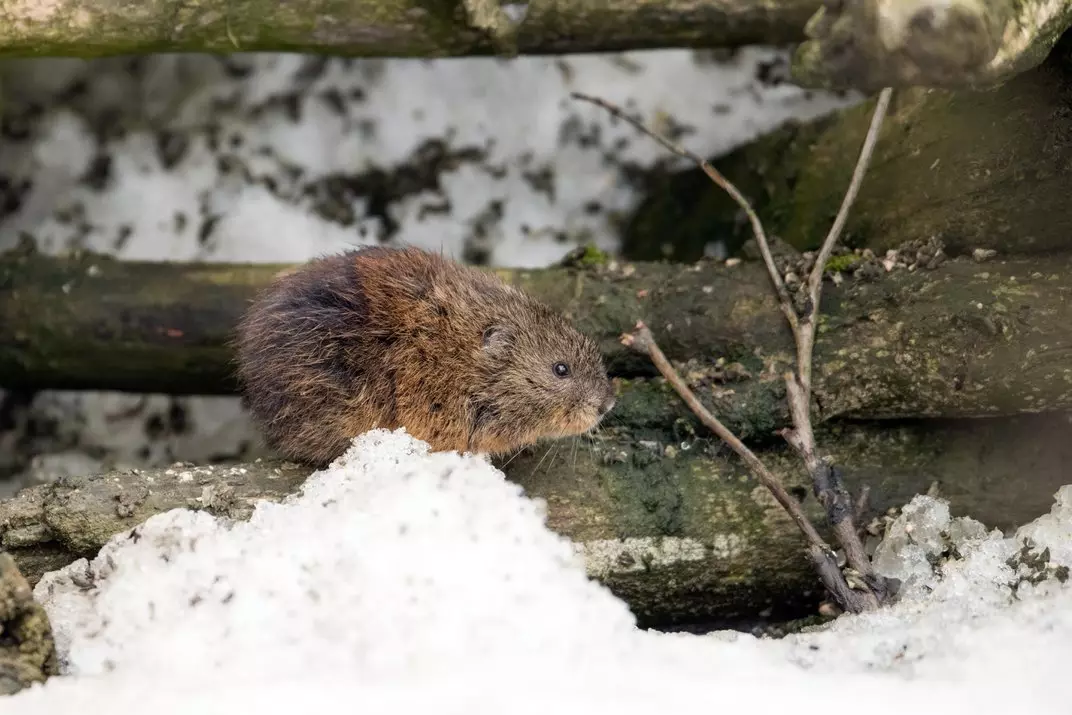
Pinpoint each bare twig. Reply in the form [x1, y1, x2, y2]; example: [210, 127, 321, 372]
[853, 485, 872, 525]
[801, 87, 894, 390]
[621, 322, 818, 544]
[575, 87, 896, 612]
[779, 88, 894, 601]
[571, 92, 798, 332]
[622, 321, 873, 613]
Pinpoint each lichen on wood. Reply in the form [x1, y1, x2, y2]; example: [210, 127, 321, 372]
[790, 0, 1072, 90]
[4, 248, 1072, 430]
[0, 553, 58, 695]
[3, 413, 1071, 625]
[2, 0, 1069, 90]
[0, 0, 821, 59]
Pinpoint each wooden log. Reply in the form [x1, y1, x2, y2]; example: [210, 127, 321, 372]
[0, 0, 821, 59]
[628, 39, 1072, 259]
[0, 553, 57, 695]
[3, 413, 1070, 626]
[3, 248, 1072, 434]
[790, 0, 1072, 90]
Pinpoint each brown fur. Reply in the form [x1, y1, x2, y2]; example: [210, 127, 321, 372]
[234, 246, 616, 466]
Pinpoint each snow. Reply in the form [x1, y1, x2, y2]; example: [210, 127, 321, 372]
[1, 51, 849, 266]
[7, 50, 1065, 711]
[7, 429, 1071, 714]
[0, 49, 854, 495]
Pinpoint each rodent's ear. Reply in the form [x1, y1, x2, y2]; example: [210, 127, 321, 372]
[482, 325, 513, 351]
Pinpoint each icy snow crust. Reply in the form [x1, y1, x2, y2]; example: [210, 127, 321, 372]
[10, 429, 1071, 714]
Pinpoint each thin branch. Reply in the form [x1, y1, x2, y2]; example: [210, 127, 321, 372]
[781, 368, 882, 595]
[570, 92, 798, 332]
[807, 87, 893, 312]
[853, 485, 872, 525]
[621, 324, 814, 540]
[800, 86, 893, 391]
[577, 88, 894, 613]
[779, 89, 893, 599]
[622, 321, 874, 613]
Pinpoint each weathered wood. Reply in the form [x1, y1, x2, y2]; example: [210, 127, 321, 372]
[2, 413, 1069, 626]
[629, 39, 1072, 259]
[790, 0, 1072, 91]
[0, 0, 820, 59]
[0, 553, 57, 695]
[2, 0, 1068, 89]
[4, 248, 1072, 434]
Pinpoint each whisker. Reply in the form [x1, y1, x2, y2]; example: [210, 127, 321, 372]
[499, 446, 526, 470]
[530, 443, 554, 478]
[543, 441, 563, 476]
[599, 412, 623, 429]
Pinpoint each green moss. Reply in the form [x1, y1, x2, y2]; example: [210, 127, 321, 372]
[577, 244, 611, 267]
[824, 254, 859, 273]
[626, 34, 1072, 258]
[0, 0, 471, 58]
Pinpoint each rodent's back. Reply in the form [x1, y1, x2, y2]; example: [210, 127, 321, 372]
[235, 246, 614, 466]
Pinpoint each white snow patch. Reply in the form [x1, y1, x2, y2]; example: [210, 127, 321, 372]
[8, 430, 1071, 714]
[1, 50, 852, 267]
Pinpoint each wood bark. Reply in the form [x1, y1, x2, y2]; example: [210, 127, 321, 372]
[0, 0, 1068, 90]
[0, 553, 57, 695]
[0, 0, 821, 59]
[2, 412, 1070, 626]
[628, 37, 1072, 260]
[791, 0, 1072, 90]
[4, 248, 1072, 436]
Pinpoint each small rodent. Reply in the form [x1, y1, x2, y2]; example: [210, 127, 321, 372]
[235, 245, 616, 466]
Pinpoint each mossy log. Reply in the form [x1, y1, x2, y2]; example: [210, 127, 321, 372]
[2, 412, 1070, 626]
[628, 39, 1072, 260]
[0, 0, 823, 59]
[790, 0, 1072, 91]
[0, 553, 57, 695]
[1, 0, 1068, 89]
[4, 248, 1072, 437]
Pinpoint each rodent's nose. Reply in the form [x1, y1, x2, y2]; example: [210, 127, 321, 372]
[599, 396, 616, 415]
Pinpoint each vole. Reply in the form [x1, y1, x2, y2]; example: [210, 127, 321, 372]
[234, 245, 616, 466]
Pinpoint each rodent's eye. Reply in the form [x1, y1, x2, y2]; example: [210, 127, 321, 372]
[553, 362, 571, 378]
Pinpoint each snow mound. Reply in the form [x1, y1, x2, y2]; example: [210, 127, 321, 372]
[36, 429, 635, 680]
[9, 430, 1072, 714]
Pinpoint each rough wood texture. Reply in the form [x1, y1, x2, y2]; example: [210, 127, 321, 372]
[2, 413, 1069, 626]
[2, 0, 1068, 89]
[791, 0, 1072, 90]
[0, 0, 819, 58]
[0, 553, 57, 695]
[629, 39, 1072, 259]
[4, 248, 1072, 434]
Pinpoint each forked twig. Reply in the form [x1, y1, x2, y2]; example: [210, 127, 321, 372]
[574, 88, 895, 612]
[779, 88, 893, 602]
[570, 92, 798, 332]
[623, 322, 872, 613]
